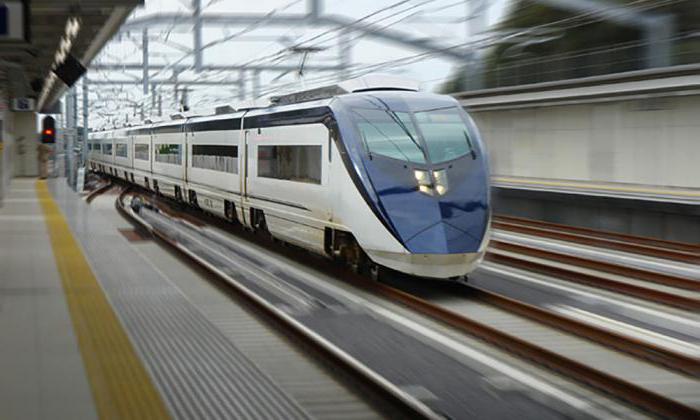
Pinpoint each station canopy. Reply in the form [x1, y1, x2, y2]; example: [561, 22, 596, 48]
[0, 0, 142, 113]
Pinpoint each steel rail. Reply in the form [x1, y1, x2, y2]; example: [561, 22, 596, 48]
[115, 188, 438, 420]
[495, 215, 700, 253]
[490, 239, 700, 291]
[468, 279, 700, 377]
[85, 180, 114, 204]
[361, 280, 699, 418]
[485, 248, 700, 312]
[115, 185, 699, 418]
[491, 238, 700, 290]
[493, 219, 700, 264]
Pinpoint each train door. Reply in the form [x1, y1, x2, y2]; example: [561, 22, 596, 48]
[239, 129, 250, 226]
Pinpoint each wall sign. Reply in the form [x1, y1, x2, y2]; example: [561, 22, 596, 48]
[0, 1, 29, 42]
[11, 97, 34, 111]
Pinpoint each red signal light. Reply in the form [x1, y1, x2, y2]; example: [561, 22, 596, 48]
[41, 116, 56, 144]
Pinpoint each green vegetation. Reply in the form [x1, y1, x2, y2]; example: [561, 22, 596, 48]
[440, 0, 700, 93]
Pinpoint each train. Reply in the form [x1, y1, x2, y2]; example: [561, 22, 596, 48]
[88, 75, 491, 280]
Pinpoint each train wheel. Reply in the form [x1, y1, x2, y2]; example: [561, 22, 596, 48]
[369, 264, 383, 282]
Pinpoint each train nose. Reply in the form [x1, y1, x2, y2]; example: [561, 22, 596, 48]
[364, 157, 489, 254]
[404, 219, 481, 254]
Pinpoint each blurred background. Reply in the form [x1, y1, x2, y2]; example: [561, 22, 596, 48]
[83, 0, 700, 129]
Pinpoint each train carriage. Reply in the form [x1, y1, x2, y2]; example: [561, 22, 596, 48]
[90, 75, 491, 279]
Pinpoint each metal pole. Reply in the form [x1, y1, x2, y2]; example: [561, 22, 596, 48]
[82, 77, 89, 167]
[338, 29, 351, 81]
[173, 71, 179, 110]
[252, 69, 260, 99]
[308, 0, 321, 19]
[238, 69, 246, 100]
[151, 84, 156, 115]
[142, 28, 149, 94]
[180, 87, 190, 111]
[193, 0, 203, 72]
[65, 86, 76, 185]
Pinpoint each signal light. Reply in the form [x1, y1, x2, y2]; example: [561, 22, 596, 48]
[41, 116, 56, 144]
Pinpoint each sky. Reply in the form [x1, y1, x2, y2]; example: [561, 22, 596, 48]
[89, 0, 510, 128]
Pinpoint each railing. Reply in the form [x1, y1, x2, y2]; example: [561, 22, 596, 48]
[476, 33, 700, 89]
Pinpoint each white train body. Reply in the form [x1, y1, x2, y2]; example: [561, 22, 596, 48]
[89, 77, 491, 279]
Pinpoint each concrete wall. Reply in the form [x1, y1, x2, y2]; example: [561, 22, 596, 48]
[471, 94, 700, 189]
[12, 112, 39, 177]
[0, 108, 15, 206]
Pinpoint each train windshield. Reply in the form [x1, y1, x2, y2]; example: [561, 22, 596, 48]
[352, 106, 473, 165]
[414, 107, 473, 164]
[352, 108, 427, 164]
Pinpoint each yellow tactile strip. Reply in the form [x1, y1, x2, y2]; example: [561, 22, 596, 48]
[36, 180, 170, 420]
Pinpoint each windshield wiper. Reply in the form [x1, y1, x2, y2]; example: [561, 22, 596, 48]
[463, 131, 477, 160]
[368, 95, 428, 162]
[384, 109, 427, 161]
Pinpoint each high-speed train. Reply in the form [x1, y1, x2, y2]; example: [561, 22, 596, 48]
[89, 75, 491, 279]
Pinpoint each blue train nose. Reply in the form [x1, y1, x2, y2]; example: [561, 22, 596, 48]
[366, 156, 489, 254]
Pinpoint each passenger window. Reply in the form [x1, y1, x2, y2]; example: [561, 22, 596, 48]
[155, 144, 182, 165]
[115, 143, 128, 158]
[192, 144, 238, 173]
[257, 145, 321, 184]
[134, 144, 149, 161]
[103, 143, 113, 155]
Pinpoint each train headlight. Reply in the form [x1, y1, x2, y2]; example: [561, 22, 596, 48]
[419, 185, 432, 195]
[414, 170, 430, 186]
[432, 169, 449, 195]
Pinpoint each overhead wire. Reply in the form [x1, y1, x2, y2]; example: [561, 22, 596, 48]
[256, 0, 684, 97]
[90, 0, 685, 127]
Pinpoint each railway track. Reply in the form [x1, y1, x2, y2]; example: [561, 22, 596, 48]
[487, 241, 700, 311]
[115, 188, 438, 419]
[493, 215, 700, 264]
[371, 280, 698, 418]
[112, 183, 699, 418]
[490, 239, 700, 291]
[84, 179, 113, 204]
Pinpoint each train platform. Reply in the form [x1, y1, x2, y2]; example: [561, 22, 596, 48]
[490, 176, 700, 244]
[491, 176, 700, 205]
[0, 177, 379, 420]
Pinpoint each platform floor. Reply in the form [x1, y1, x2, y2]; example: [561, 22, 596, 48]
[0, 178, 97, 420]
[492, 176, 700, 204]
[0, 177, 377, 420]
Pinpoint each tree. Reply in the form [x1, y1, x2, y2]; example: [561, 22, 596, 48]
[440, 0, 700, 93]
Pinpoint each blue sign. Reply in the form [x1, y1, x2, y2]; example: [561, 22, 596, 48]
[0, 6, 7, 36]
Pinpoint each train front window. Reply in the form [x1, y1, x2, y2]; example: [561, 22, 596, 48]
[352, 108, 426, 164]
[414, 107, 473, 164]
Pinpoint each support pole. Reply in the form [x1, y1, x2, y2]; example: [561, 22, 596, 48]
[238, 69, 246, 100]
[151, 84, 156, 116]
[193, 0, 203, 72]
[82, 77, 89, 167]
[252, 69, 260, 99]
[65, 86, 77, 186]
[338, 29, 351, 81]
[308, 0, 321, 20]
[180, 87, 190, 112]
[142, 28, 149, 95]
[463, 0, 488, 90]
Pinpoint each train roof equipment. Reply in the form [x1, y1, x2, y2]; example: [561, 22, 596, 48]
[270, 74, 421, 106]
